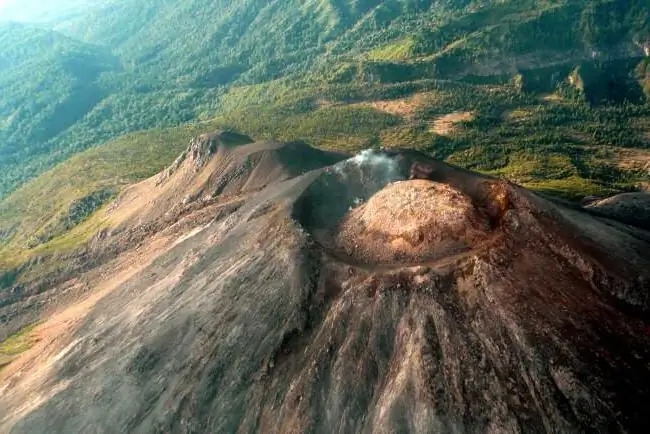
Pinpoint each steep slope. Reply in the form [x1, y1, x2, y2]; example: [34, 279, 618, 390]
[0, 143, 648, 433]
[0, 132, 346, 339]
[57, 0, 649, 86]
[58, 0, 448, 71]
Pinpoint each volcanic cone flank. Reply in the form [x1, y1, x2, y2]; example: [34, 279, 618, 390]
[1, 144, 649, 434]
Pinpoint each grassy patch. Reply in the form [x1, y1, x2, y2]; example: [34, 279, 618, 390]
[493, 152, 577, 183]
[213, 104, 402, 151]
[366, 38, 415, 61]
[0, 323, 38, 372]
[524, 177, 618, 201]
[0, 124, 201, 259]
[34, 209, 111, 255]
[379, 124, 437, 151]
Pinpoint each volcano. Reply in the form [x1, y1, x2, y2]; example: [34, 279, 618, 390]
[1, 132, 649, 433]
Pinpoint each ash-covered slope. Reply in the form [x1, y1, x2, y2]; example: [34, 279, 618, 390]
[1, 144, 649, 433]
[0, 131, 345, 344]
[106, 130, 345, 228]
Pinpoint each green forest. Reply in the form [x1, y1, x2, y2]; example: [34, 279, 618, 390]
[0, 0, 649, 264]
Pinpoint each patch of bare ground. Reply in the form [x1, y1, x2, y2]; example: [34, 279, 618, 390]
[541, 93, 564, 103]
[597, 146, 650, 173]
[430, 111, 474, 136]
[503, 108, 533, 122]
[539, 93, 579, 107]
[351, 92, 434, 119]
[637, 182, 650, 192]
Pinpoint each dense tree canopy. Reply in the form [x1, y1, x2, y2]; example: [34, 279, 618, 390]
[0, 0, 648, 199]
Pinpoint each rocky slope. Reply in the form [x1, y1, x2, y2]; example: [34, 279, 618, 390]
[1, 134, 649, 433]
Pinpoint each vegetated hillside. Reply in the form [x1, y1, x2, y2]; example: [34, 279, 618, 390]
[58, 0, 648, 84]
[0, 125, 201, 268]
[0, 23, 120, 197]
[0, 137, 648, 432]
[1, 0, 649, 202]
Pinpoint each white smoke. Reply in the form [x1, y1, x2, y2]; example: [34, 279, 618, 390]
[352, 149, 401, 181]
[328, 149, 405, 210]
[333, 149, 403, 184]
